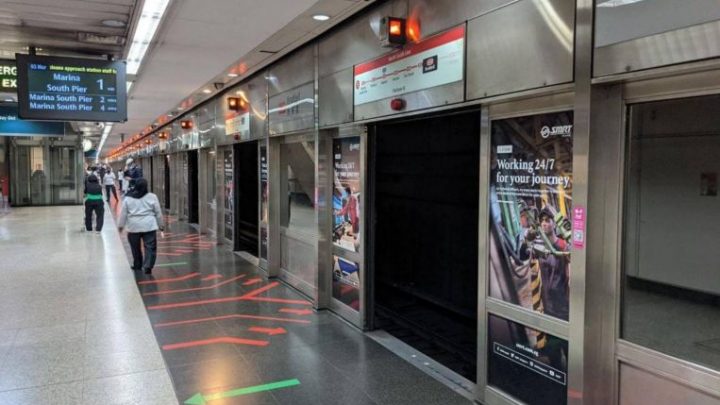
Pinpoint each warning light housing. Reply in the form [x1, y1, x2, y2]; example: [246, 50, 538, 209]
[228, 97, 248, 112]
[380, 17, 406, 47]
[180, 120, 193, 130]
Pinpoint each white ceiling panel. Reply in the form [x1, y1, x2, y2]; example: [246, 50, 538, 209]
[109, 0, 318, 142]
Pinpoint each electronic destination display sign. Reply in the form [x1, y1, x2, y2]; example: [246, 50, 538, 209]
[15, 54, 127, 122]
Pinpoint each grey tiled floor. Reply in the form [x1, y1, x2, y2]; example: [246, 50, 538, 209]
[0, 205, 475, 405]
[0, 206, 176, 404]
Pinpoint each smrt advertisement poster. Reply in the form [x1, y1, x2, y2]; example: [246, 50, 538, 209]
[332, 137, 361, 310]
[489, 111, 573, 322]
[223, 150, 233, 241]
[488, 314, 568, 405]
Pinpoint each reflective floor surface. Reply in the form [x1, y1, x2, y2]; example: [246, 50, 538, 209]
[0, 206, 176, 405]
[110, 201, 474, 405]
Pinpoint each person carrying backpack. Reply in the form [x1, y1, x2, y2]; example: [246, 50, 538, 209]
[83, 175, 104, 234]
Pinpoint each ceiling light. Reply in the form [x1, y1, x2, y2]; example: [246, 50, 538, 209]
[4, 98, 14, 102]
[102, 19, 126, 28]
[312, 14, 330, 21]
[202, 88, 212, 94]
[126, 0, 171, 75]
[227, 72, 238, 78]
[597, 0, 645, 7]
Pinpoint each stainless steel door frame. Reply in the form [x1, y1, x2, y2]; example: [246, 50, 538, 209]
[326, 125, 367, 329]
[268, 130, 323, 305]
[478, 91, 576, 405]
[599, 72, 720, 405]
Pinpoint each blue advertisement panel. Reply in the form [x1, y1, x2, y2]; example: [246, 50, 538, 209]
[0, 106, 64, 136]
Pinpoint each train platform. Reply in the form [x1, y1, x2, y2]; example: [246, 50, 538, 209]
[0, 205, 473, 405]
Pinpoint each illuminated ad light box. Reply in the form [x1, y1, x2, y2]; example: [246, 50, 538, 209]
[0, 60, 17, 92]
[0, 106, 64, 136]
[15, 54, 127, 122]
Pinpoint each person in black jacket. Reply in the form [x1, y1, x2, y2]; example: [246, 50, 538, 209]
[84, 175, 104, 233]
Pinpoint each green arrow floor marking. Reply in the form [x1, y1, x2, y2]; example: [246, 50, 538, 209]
[185, 378, 300, 404]
[154, 262, 188, 267]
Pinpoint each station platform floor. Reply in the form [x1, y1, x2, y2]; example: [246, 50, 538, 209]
[0, 204, 474, 405]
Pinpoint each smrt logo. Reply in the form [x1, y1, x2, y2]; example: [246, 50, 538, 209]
[540, 125, 572, 139]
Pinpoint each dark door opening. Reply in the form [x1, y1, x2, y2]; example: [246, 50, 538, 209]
[187, 150, 199, 224]
[164, 155, 170, 210]
[369, 112, 479, 381]
[149, 157, 154, 191]
[234, 141, 259, 255]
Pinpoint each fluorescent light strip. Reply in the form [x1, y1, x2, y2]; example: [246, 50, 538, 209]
[126, 0, 171, 75]
[597, 0, 645, 7]
[95, 123, 113, 162]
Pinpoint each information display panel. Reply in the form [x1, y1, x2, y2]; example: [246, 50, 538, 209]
[16, 54, 127, 122]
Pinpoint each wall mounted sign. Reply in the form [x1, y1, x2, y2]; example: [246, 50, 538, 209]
[0, 60, 17, 92]
[489, 111, 573, 322]
[353, 25, 465, 106]
[0, 105, 64, 136]
[16, 54, 127, 122]
[225, 111, 250, 138]
[268, 82, 314, 135]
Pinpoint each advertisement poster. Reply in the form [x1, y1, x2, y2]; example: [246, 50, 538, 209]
[223, 150, 233, 241]
[332, 137, 361, 252]
[333, 256, 360, 310]
[332, 137, 361, 309]
[260, 146, 268, 261]
[353, 25, 464, 106]
[488, 314, 568, 405]
[489, 111, 573, 322]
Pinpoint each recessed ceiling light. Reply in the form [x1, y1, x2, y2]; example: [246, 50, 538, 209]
[102, 19, 126, 28]
[4, 98, 14, 102]
[312, 14, 330, 21]
[202, 88, 212, 94]
[227, 72, 238, 78]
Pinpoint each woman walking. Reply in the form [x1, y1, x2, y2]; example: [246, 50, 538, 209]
[103, 168, 118, 203]
[118, 178, 163, 274]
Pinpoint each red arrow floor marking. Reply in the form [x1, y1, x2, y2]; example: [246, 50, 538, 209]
[162, 336, 269, 350]
[138, 272, 200, 285]
[142, 274, 247, 296]
[249, 326, 287, 336]
[148, 282, 309, 310]
[246, 297, 312, 305]
[202, 274, 223, 281]
[243, 278, 262, 286]
[154, 314, 311, 328]
[279, 308, 313, 316]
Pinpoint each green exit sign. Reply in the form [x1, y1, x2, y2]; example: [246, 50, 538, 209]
[0, 60, 17, 92]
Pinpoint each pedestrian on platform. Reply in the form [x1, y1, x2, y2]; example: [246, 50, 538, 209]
[103, 168, 119, 203]
[83, 175, 104, 234]
[118, 178, 163, 274]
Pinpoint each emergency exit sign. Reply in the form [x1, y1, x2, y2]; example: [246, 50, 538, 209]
[0, 60, 17, 92]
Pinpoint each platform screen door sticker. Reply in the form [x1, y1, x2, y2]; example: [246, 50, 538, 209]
[223, 150, 233, 241]
[488, 314, 568, 405]
[489, 111, 573, 322]
[332, 137, 361, 252]
[332, 137, 361, 310]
